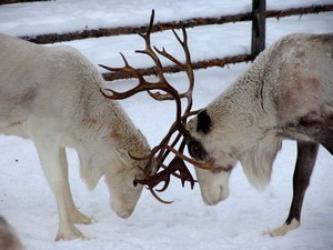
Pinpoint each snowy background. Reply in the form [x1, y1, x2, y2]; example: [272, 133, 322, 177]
[1, 0, 333, 249]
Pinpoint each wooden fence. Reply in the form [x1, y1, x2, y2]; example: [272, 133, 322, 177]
[0, 0, 50, 4]
[2, 0, 333, 80]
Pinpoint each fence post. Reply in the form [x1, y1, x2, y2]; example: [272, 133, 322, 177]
[251, 0, 266, 58]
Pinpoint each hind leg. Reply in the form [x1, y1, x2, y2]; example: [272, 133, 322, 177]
[266, 141, 318, 237]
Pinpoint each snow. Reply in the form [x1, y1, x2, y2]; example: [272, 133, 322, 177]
[0, 1, 333, 249]
[0, 0, 332, 37]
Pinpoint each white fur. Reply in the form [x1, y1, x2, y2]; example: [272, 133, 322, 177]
[195, 167, 231, 205]
[240, 135, 282, 190]
[0, 34, 151, 240]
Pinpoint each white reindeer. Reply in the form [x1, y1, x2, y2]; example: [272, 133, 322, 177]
[186, 33, 333, 236]
[0, 33, 152, 240]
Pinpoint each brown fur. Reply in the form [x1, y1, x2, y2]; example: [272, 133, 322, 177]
[0, 217, 23, 250]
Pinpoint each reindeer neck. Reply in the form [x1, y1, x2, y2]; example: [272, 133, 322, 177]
[67, 86, 150, 188]
[208, 52, 278, 153]
[73, 85, 150, 160]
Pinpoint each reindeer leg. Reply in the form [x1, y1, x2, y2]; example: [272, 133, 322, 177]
[33, 137, 86, 241]
[266, 141, 318, 237]
[58, 148, 92, 225]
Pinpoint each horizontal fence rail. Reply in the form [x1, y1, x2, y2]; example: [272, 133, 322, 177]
[102, 54, 253, 81]
[21, 4, 333, 44]
[9, 2, 333, 80]
[0, 0, 50, 4]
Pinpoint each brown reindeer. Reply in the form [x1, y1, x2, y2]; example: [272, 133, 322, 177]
[185, 33, 333, 236]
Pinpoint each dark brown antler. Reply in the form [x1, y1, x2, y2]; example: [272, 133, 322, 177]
[100, 10, 217, 203]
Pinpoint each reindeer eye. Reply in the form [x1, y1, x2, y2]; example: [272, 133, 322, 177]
[192, 145, 200, 154]
[188, 140, 205, 160]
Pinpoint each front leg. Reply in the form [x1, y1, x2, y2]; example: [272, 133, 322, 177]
[33, 137, 88, 240]
[267, 141, 318, 237]
[58, 147, 93, 225]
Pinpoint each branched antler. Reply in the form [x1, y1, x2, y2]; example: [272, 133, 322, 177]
[100, 10, 226, 203]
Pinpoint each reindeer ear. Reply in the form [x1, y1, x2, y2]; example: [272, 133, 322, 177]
[240, 135, 282, 190]
[197, 110, 212, 134]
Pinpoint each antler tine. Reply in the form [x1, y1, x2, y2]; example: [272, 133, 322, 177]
[136, 10, 169, 83]
[154, 46, 184, 69]
[149, 188, 173, 204]
[175, 26, 195, 113]
[136, 155, 196, 203]
[162, 145, 214, 170]
[147, 90, 187, 101]
[181, 27, 195, 100]
[149, 25, 194, 109]
[138, 9, 155, 46]
[172, 26, 194, 97]
[119, 52, 130, 67]
[153, 25, 189, 70]
[99, 51, 156, 100]
[99, 53, 133, 72]
[100, 79, 153, 100]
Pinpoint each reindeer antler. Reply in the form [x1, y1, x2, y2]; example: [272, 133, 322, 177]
[100, 10, 221, 203]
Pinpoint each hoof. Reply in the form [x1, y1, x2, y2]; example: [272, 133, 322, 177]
[55, 225, 85, 241]
[72, 211, 93, 225]
[264, 219, 300, 237]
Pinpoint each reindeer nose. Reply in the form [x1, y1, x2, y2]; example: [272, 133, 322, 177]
[111, 201, 134, 219]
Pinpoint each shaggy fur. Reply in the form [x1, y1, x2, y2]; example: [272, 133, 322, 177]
[187, 33, 333, 235]
[0, 34, 151, 240]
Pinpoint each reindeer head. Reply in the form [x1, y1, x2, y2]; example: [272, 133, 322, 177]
[104, 128, 151, 218]
[186, 98, 281, 205]
[186, 108, 238, 205]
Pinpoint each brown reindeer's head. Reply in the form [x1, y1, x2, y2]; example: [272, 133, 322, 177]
[186, 109, 238, 205]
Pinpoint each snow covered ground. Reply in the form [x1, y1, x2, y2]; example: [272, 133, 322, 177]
[0, 1, 333, 249]
[0, 0, 332, 37]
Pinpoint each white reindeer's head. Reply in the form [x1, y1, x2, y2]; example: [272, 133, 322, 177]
[78, 125, 153, 219]
[104, 129, 153, 218]
[104, 160, 145, 219]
